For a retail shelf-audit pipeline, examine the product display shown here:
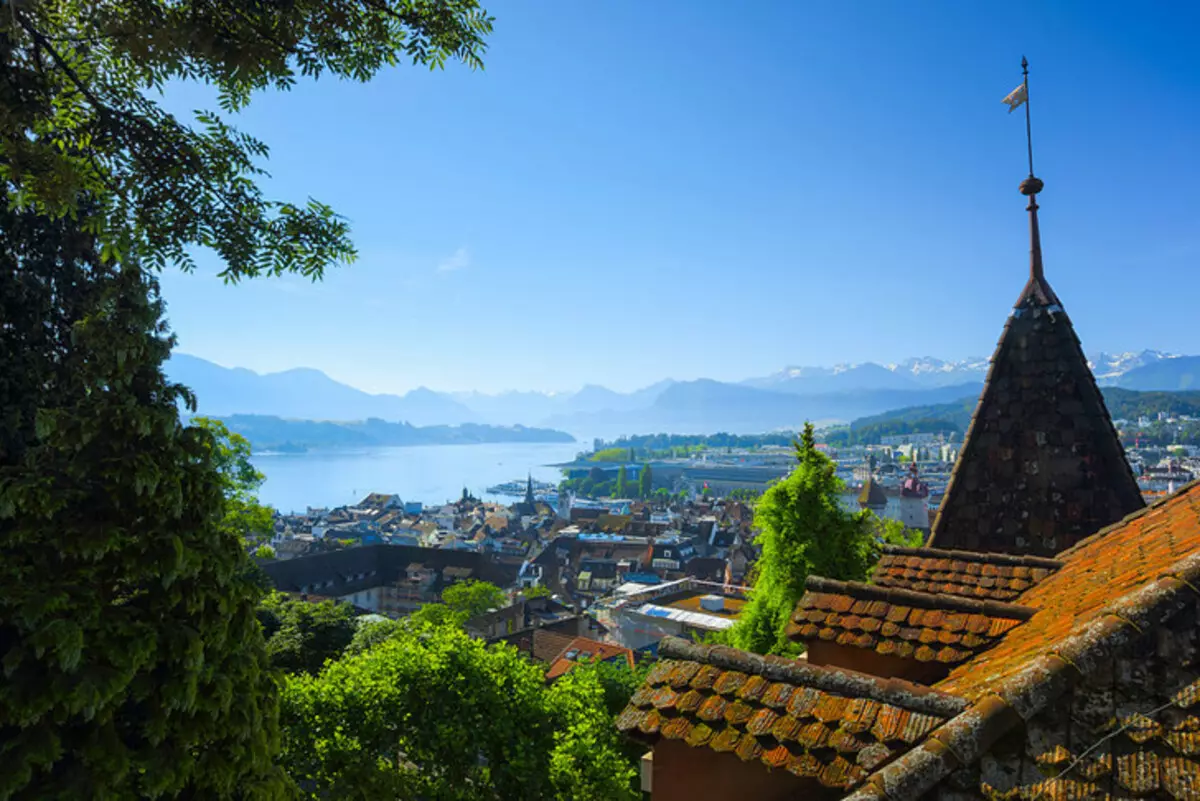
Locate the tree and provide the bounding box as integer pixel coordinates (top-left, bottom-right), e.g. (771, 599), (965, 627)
(614, 465), (629, 498)
(410, 579), (507, 627)
(279, 625), (637, 800)
(258, 592), (359, 676)
(523, 584), (553, 600)
(637, 463), (653, 499)
(2, 1), (493, 282)
(344, 616), (404, 657)
(878, 517), (925, 549)
(3, 4), (494, 796)
(193, 417), (274, 549)
(255, 543), (278, 560)
(0, 209), (284, 798)
(723, 423), (879, 656)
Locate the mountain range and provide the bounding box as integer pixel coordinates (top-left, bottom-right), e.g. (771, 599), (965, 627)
(166, 350), (1198, 438)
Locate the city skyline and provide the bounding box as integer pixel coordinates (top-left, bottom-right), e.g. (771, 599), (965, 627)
(156, 1), (1200, 394)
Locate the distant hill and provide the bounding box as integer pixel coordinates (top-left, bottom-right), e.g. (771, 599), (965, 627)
(167, 354), (477, 426)
(541, 380), (986, 436)
(205, 415), (575, 453)
(171, 351), (1200, 438)
(1100, 388), (1200, 420)
(834, 387), (1200, 445)
(1105, 356), (1200, 391)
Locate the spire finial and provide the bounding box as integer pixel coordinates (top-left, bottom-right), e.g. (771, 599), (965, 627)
(1009, 58), (1058, 306)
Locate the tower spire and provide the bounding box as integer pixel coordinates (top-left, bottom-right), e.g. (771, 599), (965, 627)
(1013, 58), (1059, 308)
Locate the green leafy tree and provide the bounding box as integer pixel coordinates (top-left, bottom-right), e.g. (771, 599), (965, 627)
(255, 543), (278, 560)
(410, 579), (507, 627)
(258, 592), (359, 676)
(0, 211), (284, 798)
(878, 517), (925, 549)
(614, 465), (629, 498)
(2, 0), (493, 281)
(279, 625), (637, 800)
(344, 616), (404, 657)
(724, 423), (878, 656)
(193, 416), (274, 549)
(523, 584), (553, 600)
(637, 463), (653, 498)
(3, 3), (493, 796)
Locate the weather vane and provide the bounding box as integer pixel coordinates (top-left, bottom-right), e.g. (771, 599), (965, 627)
(1003, 56), (1034, 178)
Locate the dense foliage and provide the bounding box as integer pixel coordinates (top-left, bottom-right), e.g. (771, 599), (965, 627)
(821, 418), (961, 447)
(193, 417), (275, 550)
(258, 592), (359, 676)
(829, 388), (1200, 448)
(1102, 388), (1200, 420)
(723, 424), (882, 656)
(0, 204), (283, 798)
(2, 1), (495, 797)
(280, 623), (637, 800)
(1, 0), (492, 281)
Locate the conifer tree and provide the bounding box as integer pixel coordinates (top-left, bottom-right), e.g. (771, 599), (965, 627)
(638, 464), (653, 499)
(724, 423), (877, 655)
(614, 465), (629, 499)
(0, 200), (284, 799)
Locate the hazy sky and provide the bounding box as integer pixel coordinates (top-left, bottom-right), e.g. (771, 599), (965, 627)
(157, 1), (1200, 395)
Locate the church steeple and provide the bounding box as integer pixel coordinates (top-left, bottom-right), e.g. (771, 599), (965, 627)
(928, 61), (1144, 557)
(524, 472), (535, 507)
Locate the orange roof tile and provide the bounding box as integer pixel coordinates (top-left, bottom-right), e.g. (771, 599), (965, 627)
(847, 481), (1200, 801)
(616, 638), (964, 793)
(937, 481), (1200, 700)
(870, 545), (1061, 602)
(786, 576), (1034, 667)
(544, 635), (634, 680)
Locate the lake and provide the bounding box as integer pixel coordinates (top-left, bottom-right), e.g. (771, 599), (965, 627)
(251, 440), (587, 513)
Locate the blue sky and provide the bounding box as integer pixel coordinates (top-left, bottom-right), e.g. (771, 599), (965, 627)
(158, 1), (1200, 395)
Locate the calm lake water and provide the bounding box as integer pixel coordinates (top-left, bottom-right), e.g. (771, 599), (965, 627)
(251, 441), (587, 514)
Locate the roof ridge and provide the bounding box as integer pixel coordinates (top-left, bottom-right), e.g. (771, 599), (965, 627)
(879, 545), (1063, 570)
(657, 637), (967, 718)
(846, 536), (1200, 801)
(804, 575), (1037, 620)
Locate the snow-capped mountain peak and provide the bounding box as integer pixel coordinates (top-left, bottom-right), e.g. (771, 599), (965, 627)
(1087, 350), (1177, 379)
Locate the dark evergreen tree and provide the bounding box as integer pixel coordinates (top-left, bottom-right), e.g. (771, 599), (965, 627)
(637, 464), (653, 499)
(0, 199), (284, 798)
(614, 465), (629, 499)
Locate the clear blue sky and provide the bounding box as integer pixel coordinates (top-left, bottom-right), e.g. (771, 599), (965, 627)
(158, 0), (1200, 395)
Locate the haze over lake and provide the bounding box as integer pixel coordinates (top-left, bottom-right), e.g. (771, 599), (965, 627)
(251, 441), (587, 514)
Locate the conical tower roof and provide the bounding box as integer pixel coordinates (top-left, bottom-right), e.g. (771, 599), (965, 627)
(858, 476), (888, 509)
(928, 177), (1143, 557)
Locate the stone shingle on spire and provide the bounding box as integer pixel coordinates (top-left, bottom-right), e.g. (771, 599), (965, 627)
(928, 179), (1143, 557)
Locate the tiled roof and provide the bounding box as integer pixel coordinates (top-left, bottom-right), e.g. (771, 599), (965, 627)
(846, 481), (1200, 801)
(544, 636), (635, 680)
(786, 576), (1034, 666)
(870, 545), (1062, 602)
(615, 638), (965, 792)
(936, 480), (1200, 701)
(1011, 687), (1200, 801)
(928, 276), (1144, 557)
